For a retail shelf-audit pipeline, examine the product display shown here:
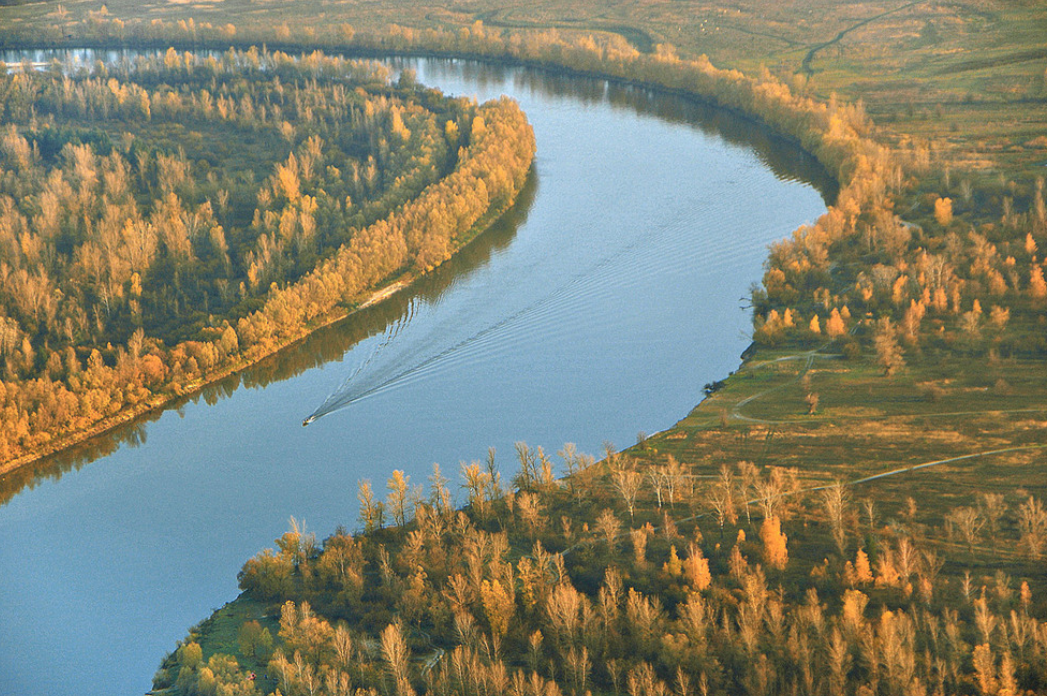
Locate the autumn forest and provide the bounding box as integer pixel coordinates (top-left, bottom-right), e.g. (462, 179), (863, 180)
(0, 48), (534, 465)
(0, 1), (1045, 696)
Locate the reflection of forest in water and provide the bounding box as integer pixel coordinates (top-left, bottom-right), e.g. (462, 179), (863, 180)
(0, 56), (834, 506)
(409, 58), (837, 201)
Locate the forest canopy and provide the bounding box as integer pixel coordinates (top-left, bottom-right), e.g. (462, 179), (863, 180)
(0, 48), (535, 464)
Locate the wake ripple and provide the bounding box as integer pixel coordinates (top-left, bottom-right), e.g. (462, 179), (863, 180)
(304, 189), (772, 424)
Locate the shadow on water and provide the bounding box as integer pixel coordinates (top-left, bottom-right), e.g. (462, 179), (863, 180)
(409, 58), (837, 203)
(0, 170), (538, 506)
(0, 55), (833, 506)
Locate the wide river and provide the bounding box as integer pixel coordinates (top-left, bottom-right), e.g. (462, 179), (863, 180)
(0, 55), (831, 695)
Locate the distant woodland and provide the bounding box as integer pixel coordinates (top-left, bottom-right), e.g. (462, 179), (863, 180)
(0, 49), (535, 464)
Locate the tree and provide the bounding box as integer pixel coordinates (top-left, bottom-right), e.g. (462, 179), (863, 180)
(461, 460), (491, 520)
(760, 515), (788, 571)
(238, 548), (293, 600)
(934, 196), (953, 226)
(358, 480), (383, 532)
(683, 543), (712, 591)
(612, 466), (643, 521)
(594, 509), (622, 552)
(387, 470), (410, 528)
(647, 465), (670, 508)
(947, 506), (984, 555)
(481, 578), (515, 655)
(821, 482), (848, 557)
(380, 622), (414, 696)
(873, 317), (904, 376)
(826, 307), (846, 338)
(1018, 496), (1047, 560)
(979, 493), (1007, 543)
(664, 455), (685, 508)
(854, 548), (873, 584)
(1030, 265), (1047, 303)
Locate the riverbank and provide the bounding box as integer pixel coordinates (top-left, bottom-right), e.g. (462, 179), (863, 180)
(145, 28), (1047, 693)
(0, 70), (536, 477)
(0, 162), (535, 479)
(2, 13), (1045, 696)
(0, 277), (405, 479)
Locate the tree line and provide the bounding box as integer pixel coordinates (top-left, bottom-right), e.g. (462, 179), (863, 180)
(12, 16), (927, 366)
(0, 49), (535, 464)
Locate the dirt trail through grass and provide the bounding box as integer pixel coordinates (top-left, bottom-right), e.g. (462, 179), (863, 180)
(801, 0), (926, 76)
(730, 350), (823, 424)
(474, 8), (655, 53)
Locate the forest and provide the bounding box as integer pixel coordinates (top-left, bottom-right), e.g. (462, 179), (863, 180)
(0, 49), (535, 466)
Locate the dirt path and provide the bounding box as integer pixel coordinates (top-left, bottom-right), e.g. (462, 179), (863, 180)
(727, 341), (1047, 426)
(800, 0), (926, 76)
(841, 443), (1047, 488)
(730, 351), (821, 424)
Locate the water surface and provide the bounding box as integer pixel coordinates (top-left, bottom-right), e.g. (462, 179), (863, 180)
(0, 55), (831, 695)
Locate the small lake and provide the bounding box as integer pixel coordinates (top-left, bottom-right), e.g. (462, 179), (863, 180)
(0, 53), (831, 695)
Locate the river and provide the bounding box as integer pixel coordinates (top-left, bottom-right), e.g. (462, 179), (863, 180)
(0, 54), (831, 695)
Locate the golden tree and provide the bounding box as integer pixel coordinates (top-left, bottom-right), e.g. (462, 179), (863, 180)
(760, 515), (788, 571)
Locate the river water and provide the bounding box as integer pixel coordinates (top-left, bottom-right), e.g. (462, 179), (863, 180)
(0, 55), (831, 695)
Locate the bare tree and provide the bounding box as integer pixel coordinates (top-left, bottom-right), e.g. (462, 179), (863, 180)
(665, 455), (685, 508)
(648, 466), (667, 509)
(736, 461), (758, 526)
(594, 509), (622, 552)
(381, 622), (413, 696)
(946, 506), (984, 555)
(979, 493), (1007, 543)
(862, 499), (876, 531)
(1018, 496), (1047, 560)
(709, 486), (733, 538)
(612, 464), (644, 522)
(821, 482), (848, 557)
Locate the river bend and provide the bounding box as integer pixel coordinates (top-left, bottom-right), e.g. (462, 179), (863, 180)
(0, 54), (831, 695)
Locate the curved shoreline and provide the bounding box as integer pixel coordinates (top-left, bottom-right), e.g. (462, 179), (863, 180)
(0, 34), (861, 480)
(0, 279), (407, 478)
(0, 162), (536, 480)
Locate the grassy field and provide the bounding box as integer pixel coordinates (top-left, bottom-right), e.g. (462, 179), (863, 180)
(644, 338), (1047, 533)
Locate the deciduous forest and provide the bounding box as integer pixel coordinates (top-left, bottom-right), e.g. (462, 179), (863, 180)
(112, 25), (1045, 696)
(0, 49), (534, 465)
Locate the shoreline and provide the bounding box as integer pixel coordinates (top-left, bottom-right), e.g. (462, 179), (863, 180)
(0, 41), (849, 483)
(0, 164), (533, 479)
(0, 276), (408, 479)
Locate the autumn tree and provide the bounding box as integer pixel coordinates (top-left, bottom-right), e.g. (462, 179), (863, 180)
(760, 515), (788, 571)
(612, 467), (644, 521)
(873, 317), (905, 376)
(815, 486), (846, 563)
